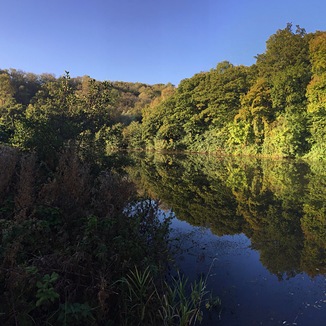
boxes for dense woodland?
[0,24,325,160]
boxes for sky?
[0,0,325,85]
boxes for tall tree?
[306,31,326,159]
[255,24,312,157]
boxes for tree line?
[139,24,325,160]
[0,24,325,160]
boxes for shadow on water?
[125,151,326,326]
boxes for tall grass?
[121,262,220,326]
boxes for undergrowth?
[0,145,220,325]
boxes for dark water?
[125,152,326,326]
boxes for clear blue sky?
[0,0,325,85]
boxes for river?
[125,151,326,326]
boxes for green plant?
[121,266,157,324]
[35,272,60,307]
[120,264,220,326]
[159,272,209,326]
[57,302,95,325]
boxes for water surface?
[125,152,326,325]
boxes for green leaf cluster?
[0,70,171,164]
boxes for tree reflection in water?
[126,152,326,278]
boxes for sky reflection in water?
[169,216,326,326]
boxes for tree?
[0,73,15,106]
[227,78,273,154]
[306,32,326,159]
[11,72,82,162]
[256,23,311,110]
[0,72,24,141]
[254,24,312,157]
[8,69,42,105]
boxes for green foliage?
[121,266,157,324]
[262,107,310,158]
[159,273,208,326]
[131,25,324,159]
[0,148,223,325]
[95,123,125,151]
[122,120,145,149]
[140,62,253,152]
[0,73,25,142]
[58,302,95,325]
[1,25,325,159]
[35,273,60,307]
[121,265,220,326]
[0,147,175,325]
[305,32,326,160]
[0,69,169,163]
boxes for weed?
[35,272,60,307]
